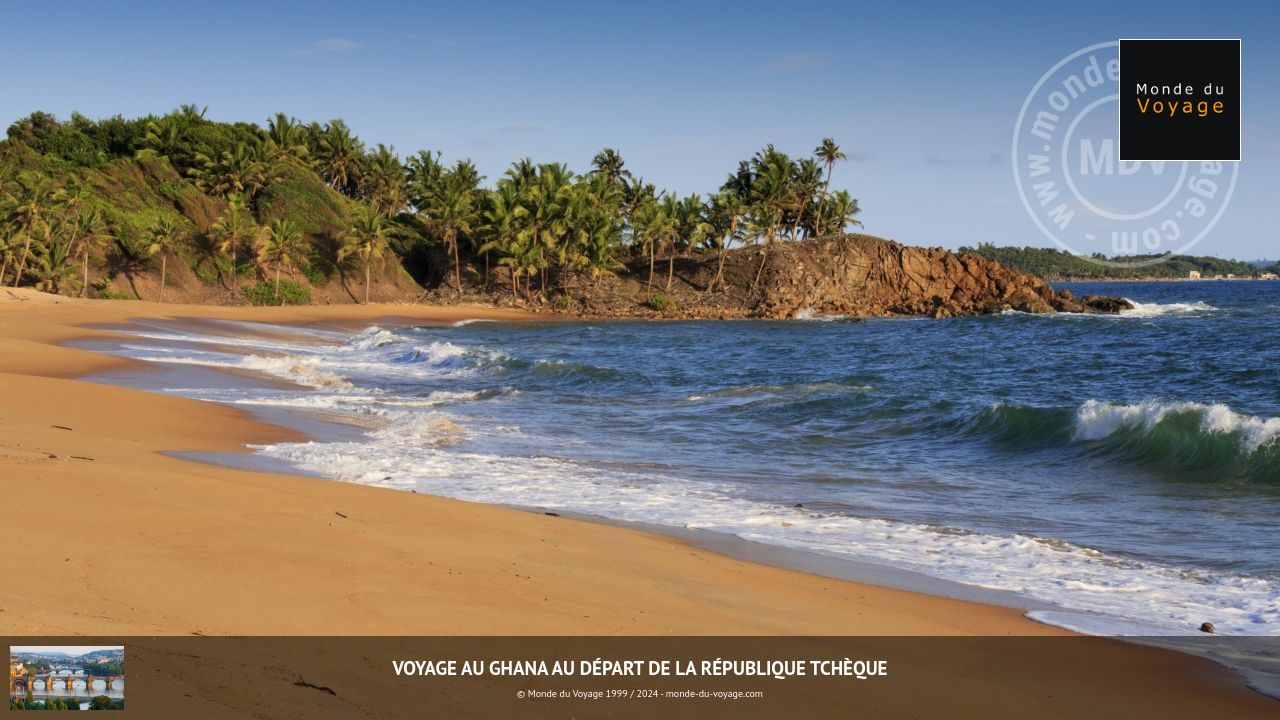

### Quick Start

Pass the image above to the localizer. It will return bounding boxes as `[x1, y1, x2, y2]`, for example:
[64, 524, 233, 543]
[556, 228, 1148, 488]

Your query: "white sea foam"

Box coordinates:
[1002, 298, 1217, 319]
[1119, 299, 1218, 317]
[230, 390, 484, 411]
[794, 307, 850, 321]
[1074, 400, 1280, 453]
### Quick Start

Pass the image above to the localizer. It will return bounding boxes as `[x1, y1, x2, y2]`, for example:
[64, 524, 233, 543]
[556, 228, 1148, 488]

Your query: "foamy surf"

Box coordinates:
[1119, 299, 1218, 317]
[794, 307, 851, 321]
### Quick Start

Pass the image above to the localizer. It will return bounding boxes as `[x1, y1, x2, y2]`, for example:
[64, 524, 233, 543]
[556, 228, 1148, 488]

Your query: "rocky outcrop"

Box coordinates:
[744, 235, 1130, 319]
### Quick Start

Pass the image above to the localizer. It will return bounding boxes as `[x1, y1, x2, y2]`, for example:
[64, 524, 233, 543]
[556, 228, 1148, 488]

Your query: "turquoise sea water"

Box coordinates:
[106, 280, 1280, 636]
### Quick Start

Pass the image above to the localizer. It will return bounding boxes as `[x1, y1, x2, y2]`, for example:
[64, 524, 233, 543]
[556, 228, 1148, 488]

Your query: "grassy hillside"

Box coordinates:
[0, 109, 424, 304]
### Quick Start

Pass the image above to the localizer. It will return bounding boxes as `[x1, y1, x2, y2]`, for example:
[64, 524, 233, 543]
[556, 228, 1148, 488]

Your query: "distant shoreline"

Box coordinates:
[1052, 275, 1279, 283]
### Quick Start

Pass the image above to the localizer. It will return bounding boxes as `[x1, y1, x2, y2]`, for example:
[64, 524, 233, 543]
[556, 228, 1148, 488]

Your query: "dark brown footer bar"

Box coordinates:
[4, 636, 1277, 719]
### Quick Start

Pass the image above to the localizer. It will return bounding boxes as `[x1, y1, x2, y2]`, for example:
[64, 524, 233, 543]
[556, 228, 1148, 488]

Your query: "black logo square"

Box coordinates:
[1119, 39, 1240, 161]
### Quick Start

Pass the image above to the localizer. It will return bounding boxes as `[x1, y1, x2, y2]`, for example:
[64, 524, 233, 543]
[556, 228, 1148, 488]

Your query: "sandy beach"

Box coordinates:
[1, 288, 1275, 718]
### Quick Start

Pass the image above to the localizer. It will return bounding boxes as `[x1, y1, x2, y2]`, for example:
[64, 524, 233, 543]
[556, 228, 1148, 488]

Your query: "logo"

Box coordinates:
[1012, 42, 1238, 267]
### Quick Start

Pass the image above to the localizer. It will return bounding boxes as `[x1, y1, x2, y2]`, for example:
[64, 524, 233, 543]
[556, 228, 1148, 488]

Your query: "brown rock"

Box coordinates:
[1081, 295, 1135, 314]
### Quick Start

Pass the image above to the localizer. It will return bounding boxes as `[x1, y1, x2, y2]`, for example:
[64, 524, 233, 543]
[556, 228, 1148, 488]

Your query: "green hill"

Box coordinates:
[958, 243, 1262, 280]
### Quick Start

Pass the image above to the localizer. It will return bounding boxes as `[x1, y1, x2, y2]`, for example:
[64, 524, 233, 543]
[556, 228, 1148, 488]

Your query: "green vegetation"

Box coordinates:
[242, 278, 311, 306]
[647, 293, 676, 312]
[960, 243, 1263, 280]
[1, 108, 862, 304]
[81, 660, 123, 676]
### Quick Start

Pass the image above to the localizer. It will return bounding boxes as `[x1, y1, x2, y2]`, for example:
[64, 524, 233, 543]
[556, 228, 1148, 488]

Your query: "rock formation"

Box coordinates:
[749, 235, 1088, 318]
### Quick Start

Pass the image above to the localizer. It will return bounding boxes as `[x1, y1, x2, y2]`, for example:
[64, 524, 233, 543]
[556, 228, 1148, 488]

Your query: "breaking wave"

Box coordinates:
[969, 400, 1280, 482]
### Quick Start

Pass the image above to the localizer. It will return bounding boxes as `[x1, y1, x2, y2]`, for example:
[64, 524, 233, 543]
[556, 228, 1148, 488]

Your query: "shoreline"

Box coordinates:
[1052, 276, 1279, 283]
[1, 289, 1276, 716]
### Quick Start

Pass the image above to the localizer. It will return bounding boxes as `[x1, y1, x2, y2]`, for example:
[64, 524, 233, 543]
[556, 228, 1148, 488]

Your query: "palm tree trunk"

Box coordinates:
[365, 263, 371, 304]
[712, 246, 726, 293]
[510, 269, 518, 303]
[647, 241, 655, 292]
[274, 264, 281, 301]
[666, 252, 674, 291]
[815, 163, 834, 235]
[13, 235, 32, 287]
[160, 254, 168, 303]
[80, 248, 90, 298]
[453, 238, 462, 291]
[1, 253, 10, 288]
[753, 243, 769, 290]
[711, 212, 737, 293]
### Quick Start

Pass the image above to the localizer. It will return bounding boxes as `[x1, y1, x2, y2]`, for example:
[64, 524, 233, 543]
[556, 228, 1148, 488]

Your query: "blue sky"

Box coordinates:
[2, 0, 1276, 259]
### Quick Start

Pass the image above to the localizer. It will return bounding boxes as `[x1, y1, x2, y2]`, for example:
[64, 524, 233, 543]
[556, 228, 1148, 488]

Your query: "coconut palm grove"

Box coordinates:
[0, 107, 862, 306]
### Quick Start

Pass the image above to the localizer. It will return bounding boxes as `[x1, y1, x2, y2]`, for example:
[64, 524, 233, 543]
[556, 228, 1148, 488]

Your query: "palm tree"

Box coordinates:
[362, 144, 406, 216]
[509, 162, 573, 298]
[663, 194, 709, 291]
[405, 149, 444, 204]
[574, 202, 623, 293]
[622, 177, 656, 255]
[317, 120, 365, 195]
[74, 207, 109, 297]
[210, 199, 258, 293]
[52, 175, 93, 290]
[708, 190, 745, 292]
[265, 112, 310, 165]
[0, 232, 12, 287]
[189, 141, 277, 200]
[146, 216, 184, 302]
[816, 190, 862, 236]
[788, 158, 823, 241]
[423, 161, 482, 291]
[748, 146, 793, 287]
[136, 117, 185, 160]
[31, 240, 76, 294]
[590, 148, 630, 186]
[631, 194, 665, 292]
[496, 234, 540, 302]
[478, 184, 526, 298]
[339, 207, 392, 304]
[7, 172, 57, 287]
[750, 146, 791, 245]
[813, 138, 846, 231]
[257, 218, 305, 300]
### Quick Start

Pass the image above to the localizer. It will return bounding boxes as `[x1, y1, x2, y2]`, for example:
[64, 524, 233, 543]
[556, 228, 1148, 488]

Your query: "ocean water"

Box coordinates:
[102, 281, 1280, 636]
